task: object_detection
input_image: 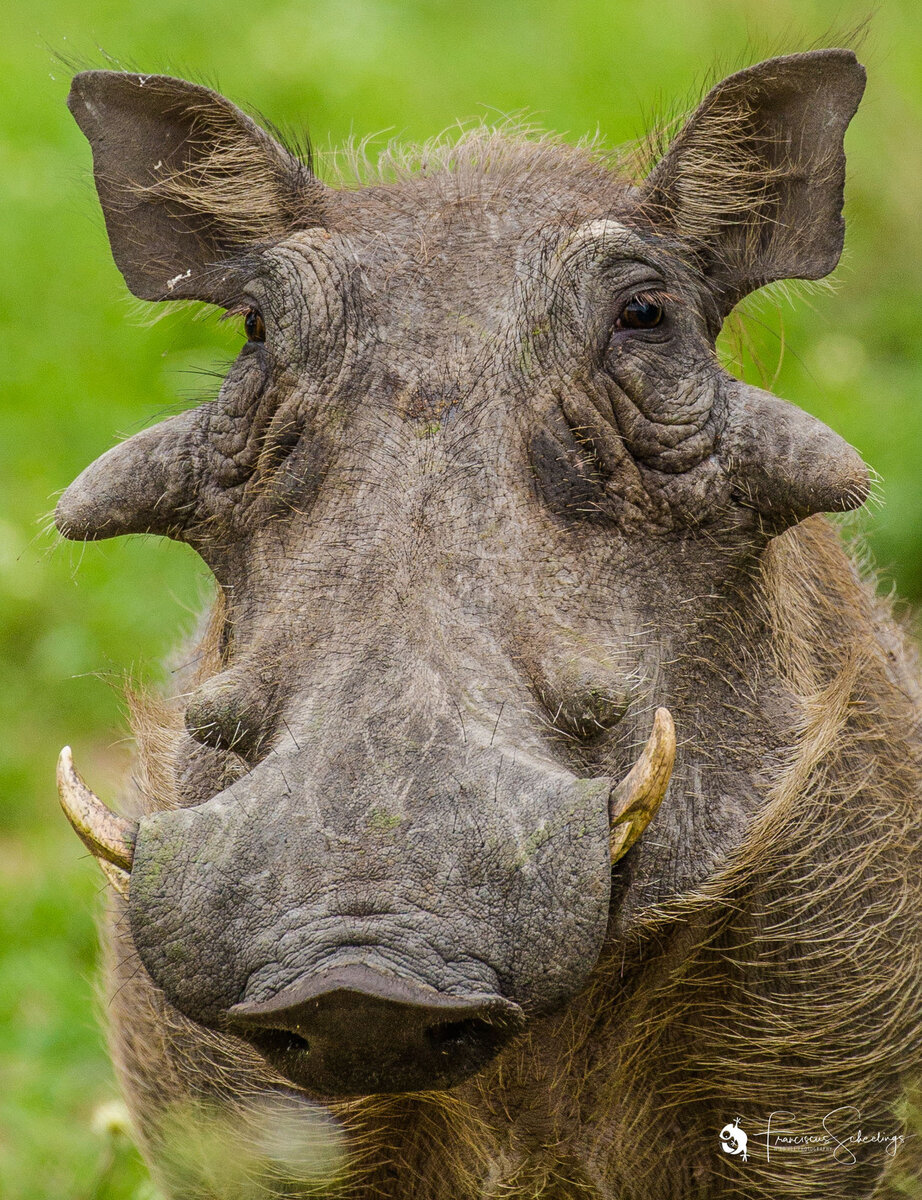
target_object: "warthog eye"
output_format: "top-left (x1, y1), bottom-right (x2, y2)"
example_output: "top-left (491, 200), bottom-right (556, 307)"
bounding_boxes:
top-left (616, 293), bottom-right (665, 330)
top-left (244, 308), bottom-right (266, 343)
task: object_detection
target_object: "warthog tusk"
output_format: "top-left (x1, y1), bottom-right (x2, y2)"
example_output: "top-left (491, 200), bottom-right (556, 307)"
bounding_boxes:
top-left (96, 856), bottom-right (131, 898)
top-left (57, 747), bottom-right (136, 892)
top-left (609, 707), bottom-right (675, 864)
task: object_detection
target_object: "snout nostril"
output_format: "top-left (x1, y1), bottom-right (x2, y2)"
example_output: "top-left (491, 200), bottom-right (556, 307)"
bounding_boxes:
top-left (248, 1028), bottom-right (310, 1059)
top-left (426, 1017), bottom-right (498, 1055)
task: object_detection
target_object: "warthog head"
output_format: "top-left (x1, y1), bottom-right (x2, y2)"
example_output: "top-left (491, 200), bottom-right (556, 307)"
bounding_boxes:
top-left (58, 50), bottom-right (867, 1099)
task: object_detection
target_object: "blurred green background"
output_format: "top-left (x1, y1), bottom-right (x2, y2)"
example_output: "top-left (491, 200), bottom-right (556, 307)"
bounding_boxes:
top-left (2, 0), bottom-right (921, 1196)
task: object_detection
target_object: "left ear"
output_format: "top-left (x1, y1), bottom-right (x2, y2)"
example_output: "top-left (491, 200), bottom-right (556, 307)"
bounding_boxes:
top-left (68, 71), bottom-right (324, 303)
top-left (635, 49), bottom-right (866, 312)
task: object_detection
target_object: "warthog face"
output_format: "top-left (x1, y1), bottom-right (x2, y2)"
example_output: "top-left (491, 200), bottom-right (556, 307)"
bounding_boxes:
top-left (58, 51), bottom-right (867, 1098)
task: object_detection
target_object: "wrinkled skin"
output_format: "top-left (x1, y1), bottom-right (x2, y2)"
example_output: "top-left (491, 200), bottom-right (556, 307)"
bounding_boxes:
top-left (57, 50), bottom-right (922, 1198)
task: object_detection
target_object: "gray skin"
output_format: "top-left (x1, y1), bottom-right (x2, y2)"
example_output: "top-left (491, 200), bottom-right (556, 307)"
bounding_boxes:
top-left (58, 50), bottom-right (922, 1197)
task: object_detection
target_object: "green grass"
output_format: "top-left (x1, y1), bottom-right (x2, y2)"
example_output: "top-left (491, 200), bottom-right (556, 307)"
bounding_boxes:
top-left (2, 0), bottom-right (922, 1195)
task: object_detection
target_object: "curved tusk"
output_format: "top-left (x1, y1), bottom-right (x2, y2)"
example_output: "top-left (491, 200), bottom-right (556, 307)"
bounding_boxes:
top-left (97, 856), bottom-right (131, 898)
top-left (609, 707), bottom-right (676, 864)
top-left (56, 747), bottom-right (136, 883)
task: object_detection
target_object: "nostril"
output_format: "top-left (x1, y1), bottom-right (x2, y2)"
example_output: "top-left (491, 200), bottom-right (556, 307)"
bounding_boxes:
top-left (248, 1027), bottom-right (310, 1059)
top-left (426, 1017), bottom-right (498, 1055)
top-left (227, 967), bottom-right (526, 1095)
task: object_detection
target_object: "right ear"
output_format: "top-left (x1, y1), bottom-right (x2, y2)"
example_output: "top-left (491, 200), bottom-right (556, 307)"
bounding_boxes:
top-left (632, 50), bottom-right (865, 314)
top-left (68, 71), bottom-right (324, 302)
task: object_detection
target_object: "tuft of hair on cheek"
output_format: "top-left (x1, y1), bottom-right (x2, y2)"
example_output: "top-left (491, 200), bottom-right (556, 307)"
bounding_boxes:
top-left (101, 908), bottom-right (350, 1197)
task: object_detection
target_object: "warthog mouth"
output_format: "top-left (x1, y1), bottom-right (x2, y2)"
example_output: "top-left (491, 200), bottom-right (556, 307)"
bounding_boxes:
top-left (57, 710), bottom-right (675, 1094)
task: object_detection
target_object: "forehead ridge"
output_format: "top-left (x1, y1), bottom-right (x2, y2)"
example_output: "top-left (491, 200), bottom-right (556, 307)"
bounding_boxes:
top-left (307, 138), bottom-right (637, 356)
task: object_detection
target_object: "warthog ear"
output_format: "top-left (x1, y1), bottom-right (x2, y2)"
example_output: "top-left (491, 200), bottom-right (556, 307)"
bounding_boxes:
top-left (636, 49), bottom-right (866, 312)
top-left (68, 71), bottom-right (323, 303)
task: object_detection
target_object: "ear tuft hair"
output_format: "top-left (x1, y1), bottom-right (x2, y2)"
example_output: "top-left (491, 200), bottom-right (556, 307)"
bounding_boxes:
top-left (68, 71), bottom-right (325, 302)
top-left (635, 50), bottom-right (866, 312)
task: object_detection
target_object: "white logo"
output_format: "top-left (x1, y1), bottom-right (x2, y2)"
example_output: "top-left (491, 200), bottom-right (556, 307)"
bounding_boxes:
top-left (719, 1118), bottom-right (748, 1163)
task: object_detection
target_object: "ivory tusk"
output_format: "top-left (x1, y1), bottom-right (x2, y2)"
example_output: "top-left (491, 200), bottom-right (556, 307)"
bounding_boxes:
top-left (609, 707), bottom-right (676, 864)
top-left (57, 746), bottom-right (136, 880)
top-left (97, 856), bottom-right (131, 898)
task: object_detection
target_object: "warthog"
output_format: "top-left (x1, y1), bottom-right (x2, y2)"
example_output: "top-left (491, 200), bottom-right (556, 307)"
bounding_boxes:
top-left (57, 49), bottom-right (922, 1198)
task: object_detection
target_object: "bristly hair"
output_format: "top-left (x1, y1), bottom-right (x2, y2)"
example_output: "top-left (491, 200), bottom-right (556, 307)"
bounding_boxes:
top-left (133, 90), bottom-right (316, 245)
top-left (58, 20), bottom-right (872, 213)
top-left (315, 115), bottom-right (617, 191)
top-left (626, 20), bottom-right (873, 182)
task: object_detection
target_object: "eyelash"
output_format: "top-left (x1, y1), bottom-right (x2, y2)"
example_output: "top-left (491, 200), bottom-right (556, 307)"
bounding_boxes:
top-left (222, 304), bottom-right (267, 344)
top-left (614, 289), bottom-right (672, 331)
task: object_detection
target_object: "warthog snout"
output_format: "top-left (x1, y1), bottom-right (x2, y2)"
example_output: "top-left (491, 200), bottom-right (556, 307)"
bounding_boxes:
top-left (123, 742), bottom-right (614, 1074)
top-left (59, 711), bottom-right (674, 1094)
top-left (229, 965), bottom-right (524, 1095)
